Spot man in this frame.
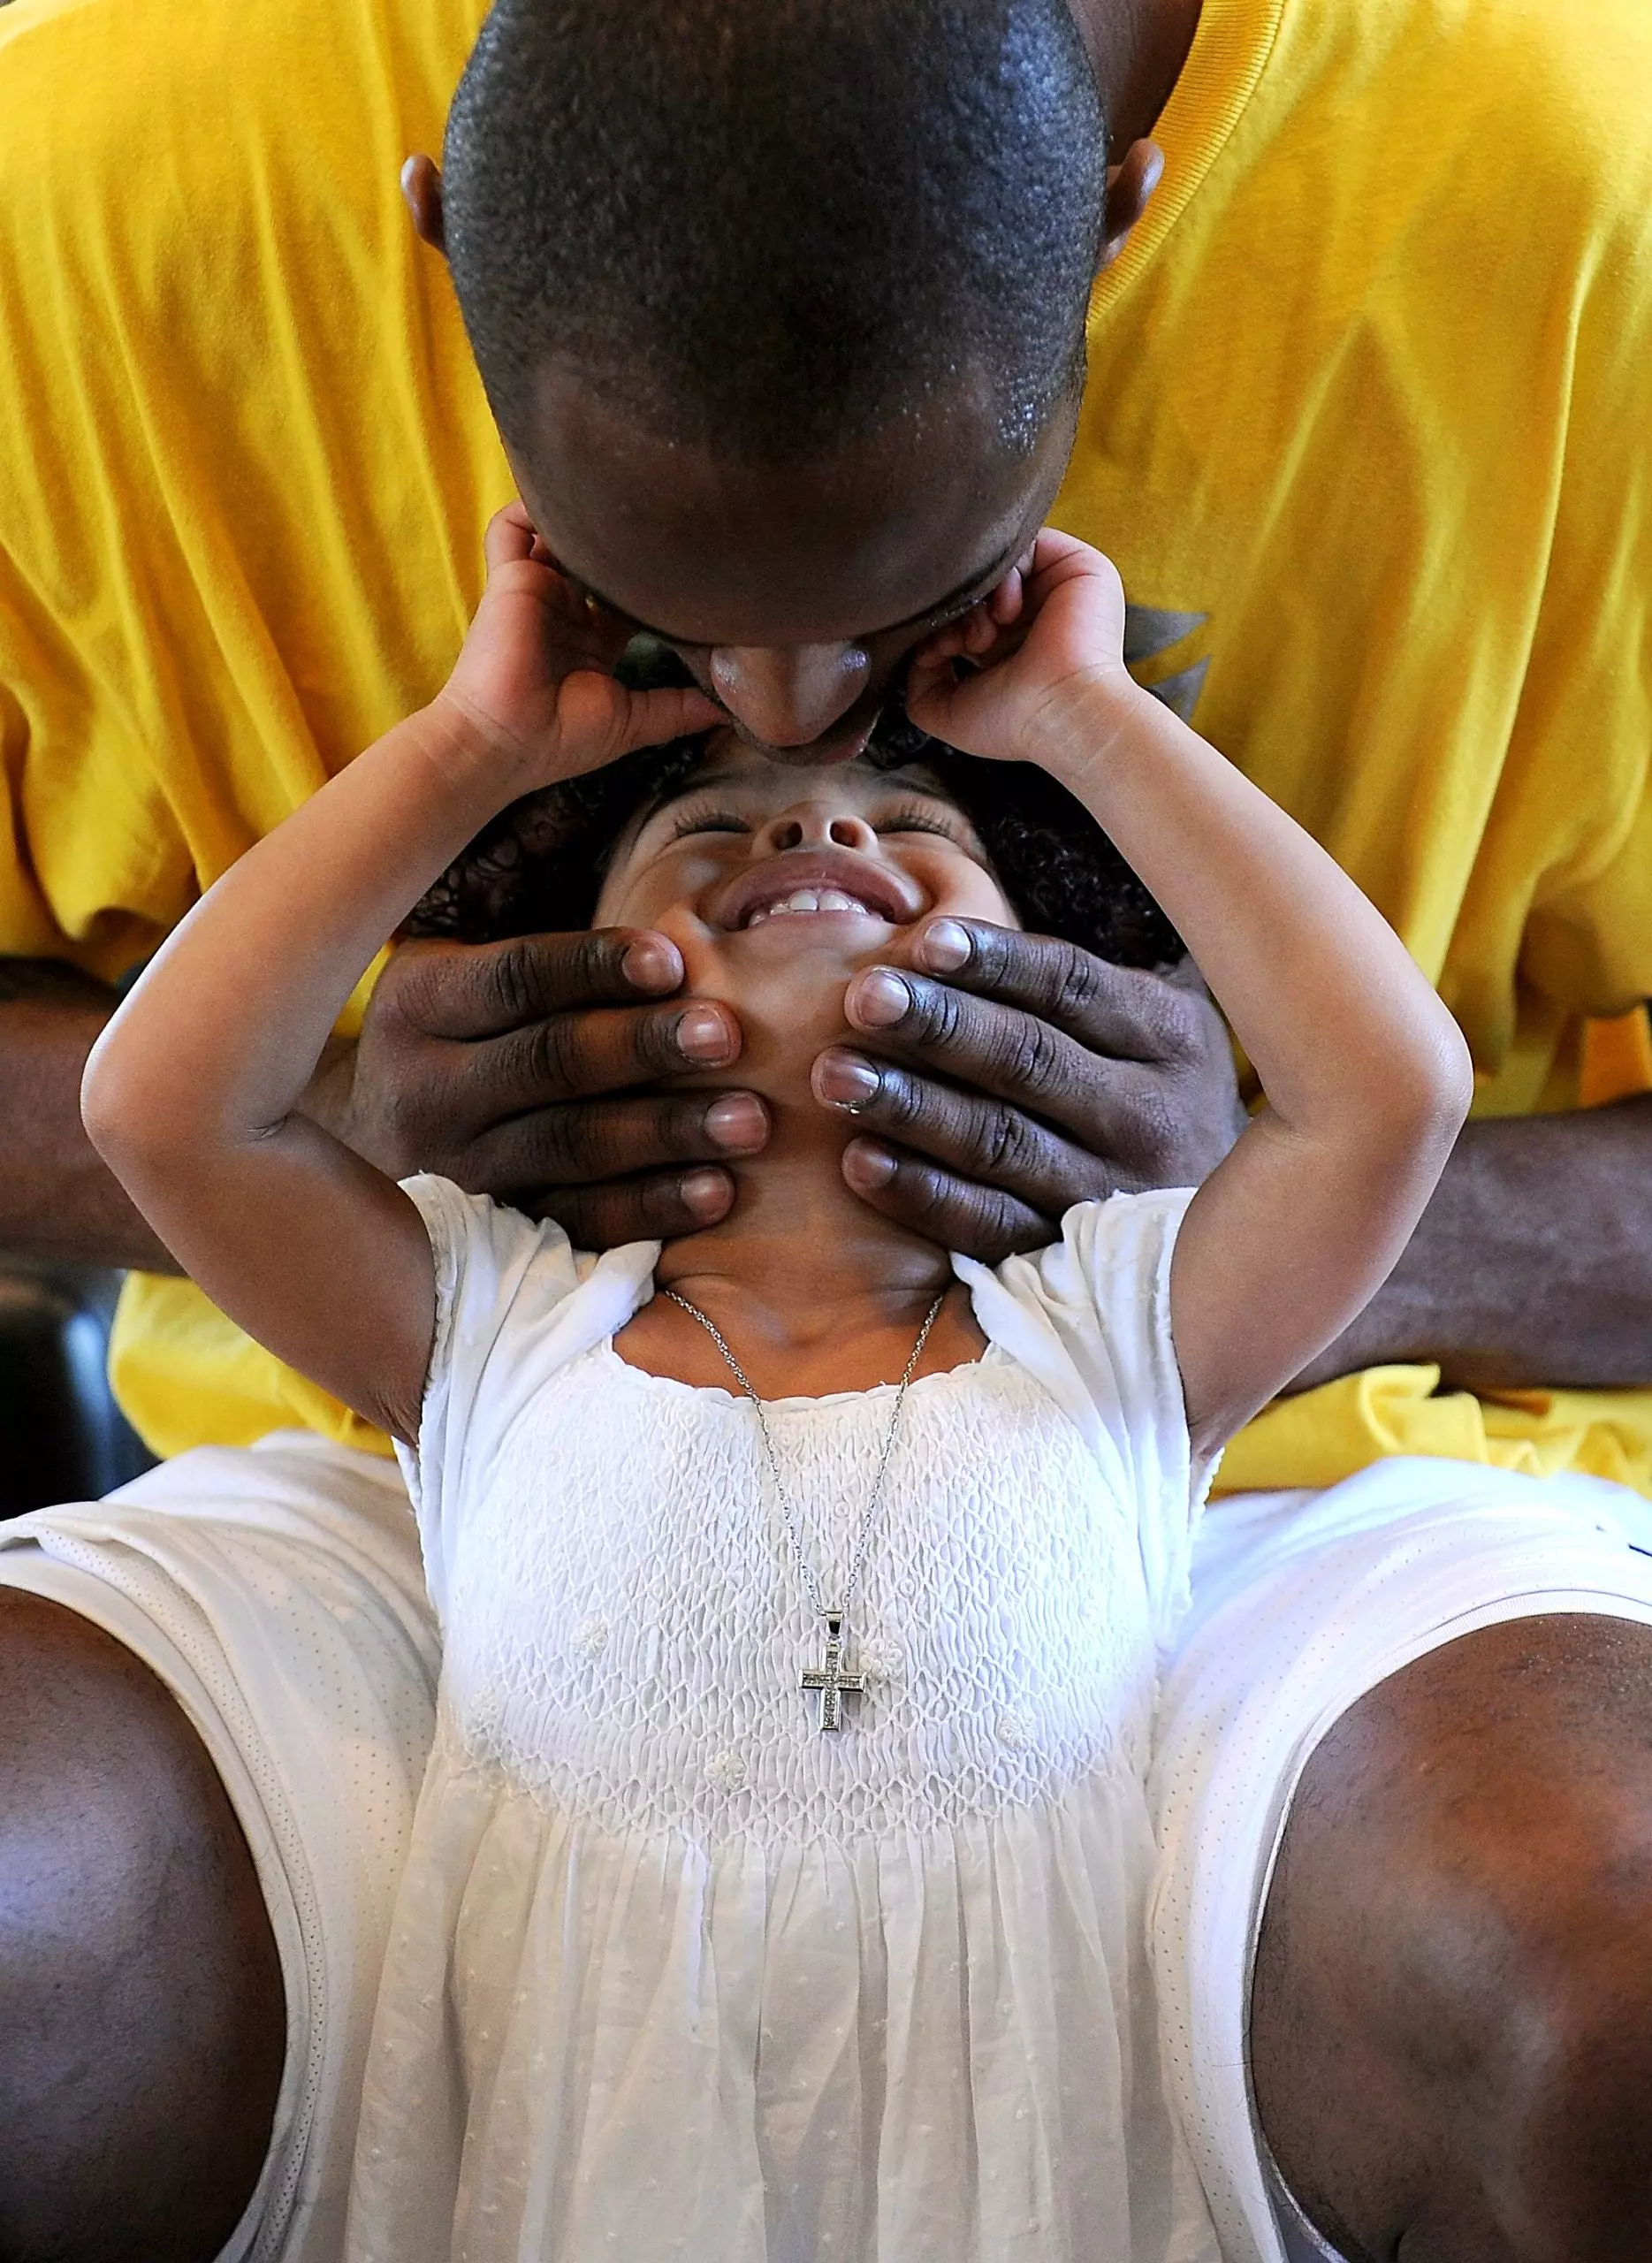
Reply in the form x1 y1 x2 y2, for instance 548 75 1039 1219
0 0 1648 2256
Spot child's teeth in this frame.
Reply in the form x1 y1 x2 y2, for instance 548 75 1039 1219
747 886 875 926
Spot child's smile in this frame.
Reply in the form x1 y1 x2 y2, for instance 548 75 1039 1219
590 732 1018 1105
711 844 923 935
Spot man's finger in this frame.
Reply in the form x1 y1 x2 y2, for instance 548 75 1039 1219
840 964 1169 1142
528 1164 736 1248
838 1139 1052 1266
906 921 1200 1061
463 995 742 1119
465 1088 768 1192
389 930 685 1042
811 1048 1119 1217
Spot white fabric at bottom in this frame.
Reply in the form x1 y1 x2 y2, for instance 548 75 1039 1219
1152 1456 1652 2263
351 1177 1219 2263
0 1433 438 2263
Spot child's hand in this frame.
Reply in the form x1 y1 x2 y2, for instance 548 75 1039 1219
904 529 1137 767
435 503 719 783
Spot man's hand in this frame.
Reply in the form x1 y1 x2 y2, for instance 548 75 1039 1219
810 918 1246 1262
308 927 771 1247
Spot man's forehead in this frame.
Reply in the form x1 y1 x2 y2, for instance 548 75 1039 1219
509 365 1075 645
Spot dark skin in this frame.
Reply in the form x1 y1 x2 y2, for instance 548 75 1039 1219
1252 1618 1652 2261
0 1591 285 2263
4 0 1652 2252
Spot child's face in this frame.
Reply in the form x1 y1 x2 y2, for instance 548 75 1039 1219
593 734 1018 1087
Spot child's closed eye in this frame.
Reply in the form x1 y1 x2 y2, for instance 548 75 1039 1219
873 800 970 842
665 807 751 842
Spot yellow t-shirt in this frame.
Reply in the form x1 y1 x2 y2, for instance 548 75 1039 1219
1 0 1648 1490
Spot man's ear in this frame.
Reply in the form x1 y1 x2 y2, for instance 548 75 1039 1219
1097 139 1164 270
400 154 447 255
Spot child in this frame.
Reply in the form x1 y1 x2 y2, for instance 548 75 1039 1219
82 509 1472 2260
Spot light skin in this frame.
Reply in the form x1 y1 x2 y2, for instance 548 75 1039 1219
80 511 1471 1471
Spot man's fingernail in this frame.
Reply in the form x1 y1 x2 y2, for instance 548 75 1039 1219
677 1004 735 1062
815 1053 881 1110
704 1093 768 1152
920 919 971 973
680 1168 732 1218
841 1138 898 1192
622 936 681 991
851 969 911 1027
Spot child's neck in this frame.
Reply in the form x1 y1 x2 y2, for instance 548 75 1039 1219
615 1099 986 1398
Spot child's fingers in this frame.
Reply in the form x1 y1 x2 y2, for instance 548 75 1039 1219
620 682 723 748
987 564 1025 626
961 602 1001 657
903 650 963 736
483 501 540 572
1021 525 1122 611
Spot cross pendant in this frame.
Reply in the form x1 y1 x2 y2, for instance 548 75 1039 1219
800 1611 865 1733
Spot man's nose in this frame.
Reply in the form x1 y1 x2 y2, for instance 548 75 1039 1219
752 801 880 857
708 643 870 748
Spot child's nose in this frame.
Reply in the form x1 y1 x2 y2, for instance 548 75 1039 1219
757 804 879 855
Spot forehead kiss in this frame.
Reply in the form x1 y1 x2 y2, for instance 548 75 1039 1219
509 382 1072 769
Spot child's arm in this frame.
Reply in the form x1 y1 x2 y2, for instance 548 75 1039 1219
80 507 717 1443
908 530 1475 1461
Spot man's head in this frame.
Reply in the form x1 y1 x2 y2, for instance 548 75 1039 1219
444 0 1108 466
408 0 1158 760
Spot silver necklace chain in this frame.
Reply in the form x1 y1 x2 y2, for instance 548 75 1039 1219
661 1285 946 1627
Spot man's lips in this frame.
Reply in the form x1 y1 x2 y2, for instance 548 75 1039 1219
712 847 925 932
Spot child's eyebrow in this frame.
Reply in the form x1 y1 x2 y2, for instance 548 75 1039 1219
570 538 1021 650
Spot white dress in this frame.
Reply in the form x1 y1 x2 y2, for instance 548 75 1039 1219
346 1177 1221 2263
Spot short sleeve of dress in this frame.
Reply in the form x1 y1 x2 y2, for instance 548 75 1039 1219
393 1174 656 1615
955 1187 1214 1648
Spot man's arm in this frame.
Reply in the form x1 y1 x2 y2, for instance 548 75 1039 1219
803 924 1652 1393
0 962 175 1269
1290 1092 1652 1392
0 935 767 1276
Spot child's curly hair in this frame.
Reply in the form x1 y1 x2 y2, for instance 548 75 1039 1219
407 643 1183 971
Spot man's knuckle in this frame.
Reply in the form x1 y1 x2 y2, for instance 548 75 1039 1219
573 927 624 1000
990 1013 1064 1099
971 1104 1040 1185
527 1013 588 1098
902 979 961 1048
479 941 538 1028
1125 1082 1183 1177
1051 944 1107 1023
871 1069 930 1134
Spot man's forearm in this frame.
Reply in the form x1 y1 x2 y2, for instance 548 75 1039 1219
0 961 178 1269
1294 1092 1652 1392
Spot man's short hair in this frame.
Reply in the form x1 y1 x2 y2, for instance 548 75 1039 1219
442 0 1108 462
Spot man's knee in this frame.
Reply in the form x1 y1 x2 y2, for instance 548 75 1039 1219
0 1588 285 2263
1252 1612 1652 2263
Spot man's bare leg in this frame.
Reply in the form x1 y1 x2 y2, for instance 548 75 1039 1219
1253 1613 1652 2263
0 1589 285 2263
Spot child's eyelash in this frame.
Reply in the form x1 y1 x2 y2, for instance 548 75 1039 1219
876 802 958 839
666 809 750 841
664 801 958 843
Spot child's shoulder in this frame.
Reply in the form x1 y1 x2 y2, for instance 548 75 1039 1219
966 1185 1198 1322
400 1170 659 1373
